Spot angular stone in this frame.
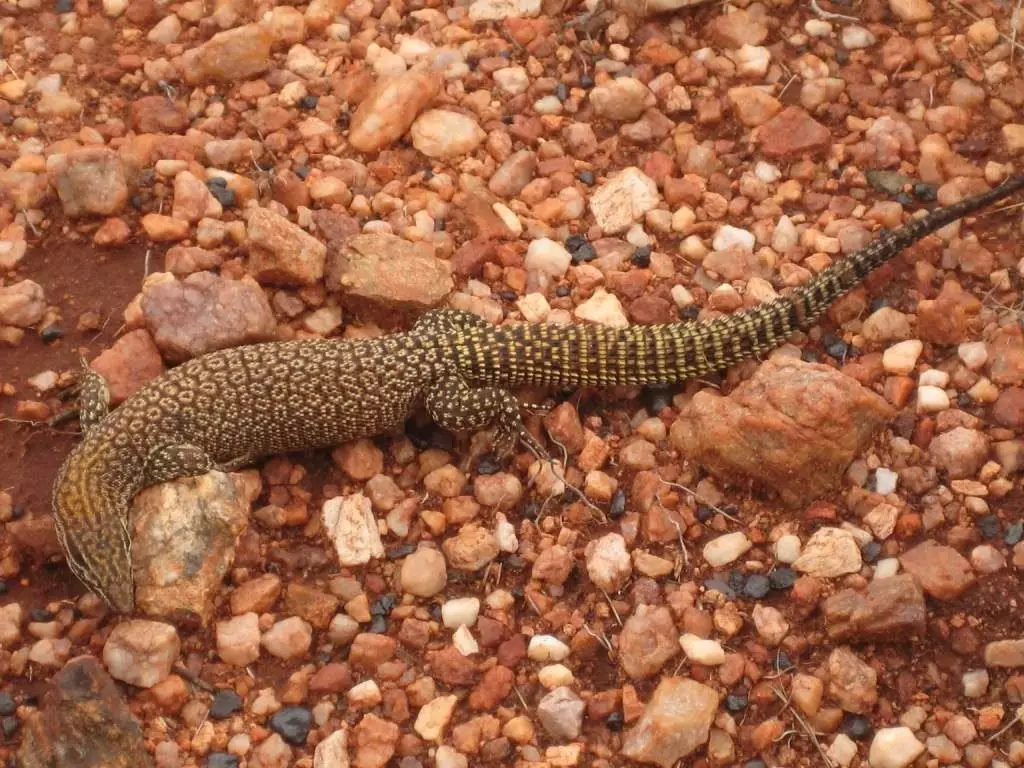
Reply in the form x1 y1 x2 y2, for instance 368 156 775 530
326 233 453 309
19 657 152 768
141 272 276 363
322 493 385 567
410 109 486 159
247 207 327 286
793 527 863 578
180 24 274 84
48 148 129 218
827 647 877 714
133 471 256 625
899 541 976 600
672 358 894 506
823 573 926 642
621 678 719 767
103 620 181 688
537 687 585 741
590 167 660 235
348 70 443 153
0 279 46 327
983 639 1024 667
90 330 166 405
868 727 925 768
618 605 680 680
757 107 831 158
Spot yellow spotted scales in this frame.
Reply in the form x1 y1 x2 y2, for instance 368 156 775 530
52 176 1024 612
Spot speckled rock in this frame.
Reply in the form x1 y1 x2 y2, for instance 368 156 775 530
823 574 926 642
247 207 327 286
621 678 719 767
326 233 453 308
180 24 274 84
348 70 443 153
47 148 128 218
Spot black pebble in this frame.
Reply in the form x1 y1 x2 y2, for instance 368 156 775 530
868 297 889 313
978 515 1001 539
40 326 63 343
1006 522 1023 546
369 615 388 634
576 170 595 185
294 166 310 180
841 713 872 739
743 574 771 599
298 95 318 110
727 570 746 594
580 73 595 88
0 582 6 595
10 505 24 520
725 692 748 712
54 0 73 11
477 454 500 475
555 83 569 102
1 717 17 738
861 540 882 563
703 579 736 599
0 694 14 716
555 285 570 297
606 711 624 731
371 594 396 616
207 754 240 768
894 192 914 206
801 348 820 364
208 184 236 208
695 505 714 523
566 234 596 264
209 690 243 719
913 183 937 201
609 490 626 519
29 608 53 623
499 289 518 302
769 567 798 590
268 706 313 746
774 651 793 672
744 761 767 768
388 544 416 560
631 245 652 267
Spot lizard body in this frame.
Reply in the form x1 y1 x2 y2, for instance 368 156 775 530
52 176 1024 612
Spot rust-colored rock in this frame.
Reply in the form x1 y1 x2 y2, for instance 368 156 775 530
899 541 976 600
19 656 153 768
90 329 166 405
756 107 832 158
326 233 453 309
823 574 926 642
670 357 894 506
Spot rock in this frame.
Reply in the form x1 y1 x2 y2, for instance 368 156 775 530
899 541 976 600
889 0 932 21
230 573 282 614
882 340 923 375
757 107 831 158
470 665 514 710
261 616 313 660
702 532 752 567
0 280 46 327
142 214 190 241
415 695 459 742
131 95 189 133
103 620 180 688
247 207 327 286
868 727 926 768
827 647 877 714
589 78 653 121
326 233 453 308
984 639 1024 667
679 634 726 665
823 573 926 642
575 288 629 327
401 547 448 597
671 358 894 506
353 713 399 768
171 171 219 223
537 687 585 741
618 605 679 680
314 727 349 768
410 110 486 158
18 657 153 768
793 528 863 578
322 493 385 567
468 0 541 19
284 583 339 630
528 635 570 662
132 471 255 625
181 24 274 84
442 597 480 628
752 604 790 646
217 612 261 666
350 634 397 672
90 330 165 405
47 148 129 218
707 8 768 47
928 427 989 479
489 150 537 197
726 86 782 126
333 440 384 481
269 706 313 746
442 525 499 570
585 533 632 592
142 272 276 363
348 70 443 153
590 167 660 234
524 238 572 278
621 678 719 767
251 733 293 767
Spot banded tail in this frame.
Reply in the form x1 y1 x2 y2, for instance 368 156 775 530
475 176 1024 389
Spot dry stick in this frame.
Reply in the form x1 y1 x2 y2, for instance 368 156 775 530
809 0 859 21
583 623 614 655
172 662 215 693
986 705 1024 743
947 0 1024 55
660 479 742 524
1013 0 1023 63
772 686 834 768
600 587 624 627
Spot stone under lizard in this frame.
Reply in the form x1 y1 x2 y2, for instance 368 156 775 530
50 175 1024 613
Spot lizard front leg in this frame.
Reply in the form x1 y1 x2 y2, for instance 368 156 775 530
76 357 111 433
425 375 548 460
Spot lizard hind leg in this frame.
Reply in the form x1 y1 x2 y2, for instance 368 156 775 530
425 375 549 461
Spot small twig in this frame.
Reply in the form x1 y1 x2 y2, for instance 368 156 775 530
987 705 1024 742
20 210 40 237
777 74 798 101
809 0 859 21
772 686 834 767
583 623 614 655
143 247 152 278
947 0 1024 55
660 480 742 524
1012 0 1022 64
512 684 530 712
172 662 216 693
600 588 623 627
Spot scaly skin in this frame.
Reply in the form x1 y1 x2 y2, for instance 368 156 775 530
52 176 1024 612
